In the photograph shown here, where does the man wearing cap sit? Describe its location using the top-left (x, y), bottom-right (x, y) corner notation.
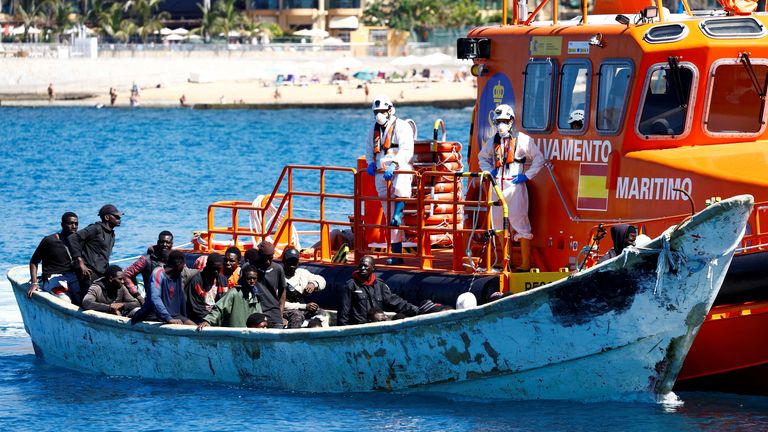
top-left (338, 255), bottom-right (419, 326)
top-left (281, 246), bottom-right (327, 328)
top-left (243, 241), bottom-right (287, 329)
top-left (67, 204), bottom-right (123, 304)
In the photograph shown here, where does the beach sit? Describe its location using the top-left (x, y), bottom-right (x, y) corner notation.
top-left (0, 53), bottom-right (476, 108)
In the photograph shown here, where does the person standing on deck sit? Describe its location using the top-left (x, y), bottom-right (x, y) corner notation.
top-left (478, 104), bottom-right (544, 271)
top-left (244, 242), bottom-right (286, 329)
top-left (27, 212), bottom-right (80, 302)
top-left (67, 204), bottom-right (122, 304)
top-left (122, 230), bottom-right (174, 305)
top-left (365, 95), bottom-right (415, 265)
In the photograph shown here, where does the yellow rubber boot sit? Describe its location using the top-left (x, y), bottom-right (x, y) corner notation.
top-left (516, 238), bottom-right (531, 272)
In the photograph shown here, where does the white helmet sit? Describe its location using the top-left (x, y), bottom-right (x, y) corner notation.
top-left (493, 104), bottom-right (515, 123)
top-left (568, 109), bottom-right (585, 124)
top-left (372, 95), bottom-right (395, 114)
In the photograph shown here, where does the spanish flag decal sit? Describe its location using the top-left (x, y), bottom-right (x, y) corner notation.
top-left (577, 163), bottom-right (609, 211)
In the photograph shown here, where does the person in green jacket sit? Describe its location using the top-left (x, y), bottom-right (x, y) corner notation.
top-left (196, 266), bottom-right (263, 331)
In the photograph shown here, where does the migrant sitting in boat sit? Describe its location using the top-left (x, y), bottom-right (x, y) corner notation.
top-left (243, 242), bottom-right (286, 329)
top-left (131, 250), bottom-right (196, 325)
top-left (598, 224), bottom-right (637, 263)
top-left (81, 264), bottom-right (141, 317)
top-left (185, 252), bottom-right (229, 324)
top-left (246, 312), bottom-right (269, 328)
top-left (222, 246), bottom-right (242, 288)
top-left (122, 230), bottom-right (174, 305)
top-left (196, 265), bottom-right (263, 331)
top-left (281, 246), bottom-right (328, 328)
top-left (68, 204), bottom-right (123, 304)
top-left (28, 211), bottom-right (80, 303)
top-left (337, 256), bottom-right (420, 326)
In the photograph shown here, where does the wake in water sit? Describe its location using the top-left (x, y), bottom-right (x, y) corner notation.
top-left (0, 280), bottom-right (26, 339)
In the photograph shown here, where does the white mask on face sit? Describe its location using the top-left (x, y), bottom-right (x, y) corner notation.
top-left (497, 122), bottom-right (511, 137)
top-left (375, 112), bottom-right (389, 126)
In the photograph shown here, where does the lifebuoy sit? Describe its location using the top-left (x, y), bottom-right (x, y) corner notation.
top-left (424, 203), bottom-right (463, 215)
top-left (413, 141), bottom-right (462, 154)
top-left (412, 152), bottom-right (462, 164)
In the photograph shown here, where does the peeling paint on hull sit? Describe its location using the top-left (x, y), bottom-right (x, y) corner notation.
top-left (7, 196), bottom-right (754, 402)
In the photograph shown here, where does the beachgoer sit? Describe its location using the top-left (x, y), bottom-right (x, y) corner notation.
top-left (109, 87), bottom-right (117, 106)
top-left (337, 84), bottom-right (343, 95)
top-left (273, 87), bottom-right (281, 101)
top-left (122, 230), bottom-right (174, 304)
top-left (131, 81), bottom-right (139, 97)
top-left (28, 212), bottom-right (80, 302)
top-left (568, 109), bottom-right (584, 130)
top-left (222, 246), bottom-right (241, 288)
top-left (179, 94), bottom-right (187, 107)
top-left (365, 95), bottom-right (415, 265)
top-left (478, 104), bottom-right (544, 271)
top-left (364, 83), bottom-right (370, 101)
top-left (244, 242), bottom-right (286, 329)
top-left (185, 252), bottom-right (229, 324)
top-left (81, 264), bottom-right (141, 317)
top-left (196, 266), bottom-right (263, 330)
top-left (598, 224), bottom-right (638, 263)
top-left (281, 246), bottom-right (327, 328)
top-left (131, 250), bottom-right (195, 325)
top-left (337, 256), bottom-right (419, 326)
top-left (68, 204), bottom-right (122, 304)
top-left (47, 83), bottom-right (55, 102)
top-left (246, 312), bottom-right (269, 328)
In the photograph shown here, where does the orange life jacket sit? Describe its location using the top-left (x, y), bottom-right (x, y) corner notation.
top-left (373, 123), bottom-right (396, 156)
top-left (493, 134), bottom-right (525, 168)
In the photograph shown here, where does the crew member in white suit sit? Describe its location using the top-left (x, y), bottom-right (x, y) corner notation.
top-left (478, 104), bottom-right (544, 271)
top-left (365, 95), bottom-right (414, 265)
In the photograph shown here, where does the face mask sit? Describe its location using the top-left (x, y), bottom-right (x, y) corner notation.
top-left (375, 112), bottom-right (389, 126)
top-left (497, 122), bottom-right (511, 136)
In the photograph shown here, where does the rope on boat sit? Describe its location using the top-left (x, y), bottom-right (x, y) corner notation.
top-left (652, 232), bottom-right (686, 296)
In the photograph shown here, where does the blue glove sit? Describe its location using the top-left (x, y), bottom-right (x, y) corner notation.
top-left (366, 162), bottom-right (376, 176)
top-left (512, 174), bottom-right (529, 184)
top-left (490, 168), bottom-right (498, 178)
top-left (383, 164), bottom-right (396, 181)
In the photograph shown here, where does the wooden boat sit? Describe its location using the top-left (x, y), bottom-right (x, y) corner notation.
top-left (7, 195), bottom-right (753, 401)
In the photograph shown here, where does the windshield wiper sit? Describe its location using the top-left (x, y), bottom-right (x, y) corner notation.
top-left (739, 52), bottom-right (767, 100)
top-left (667, 56), bottom-right (688, 109)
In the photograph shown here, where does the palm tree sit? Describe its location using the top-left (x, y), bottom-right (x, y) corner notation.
top-left (211, 0), bottom-right (242, 42)
top-left (42, 0), bottom-right (76, 43)
top-left (16, 0), bottom-right (45, 42)
top-left (99, 2), bottom-right (135, 43)
top-left (124, 0), bottom-right (169, 43)
top-left (194, 1), bottom-right (216, 43)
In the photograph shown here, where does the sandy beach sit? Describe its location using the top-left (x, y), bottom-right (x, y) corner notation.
top-left (0, 53), bottom-right (476, 108)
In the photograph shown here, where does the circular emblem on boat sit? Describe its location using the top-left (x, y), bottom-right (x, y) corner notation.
top-left (477, 73), bottom-right (515, 152)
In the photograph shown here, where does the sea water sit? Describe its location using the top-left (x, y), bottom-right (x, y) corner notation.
top-left (1, 107), bottom-right (767, 431)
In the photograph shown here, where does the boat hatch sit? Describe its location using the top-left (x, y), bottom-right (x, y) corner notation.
top-left (636, 61), bottom-right (698, 140)
top-left (643, 24), bottom-right (689, 44)
top-left (700, 17), bottom-right (766, 39)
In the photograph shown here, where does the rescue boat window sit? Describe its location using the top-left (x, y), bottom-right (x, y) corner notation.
top-left (557, 61), bottom-right (591, 133)
top-left (597, 62), bottom-right (633, 134)
top-left (522, 60), bottom-right (556, 132)
top-left (700, 17), bottom-right (766, 39)
top-left (638, 64), bottom-right (694, 137)
top-left (705, 62), bottom-right (768, 134)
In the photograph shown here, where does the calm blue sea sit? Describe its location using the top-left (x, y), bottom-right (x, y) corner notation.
top-left (1, 107), bottom-right (767, 431)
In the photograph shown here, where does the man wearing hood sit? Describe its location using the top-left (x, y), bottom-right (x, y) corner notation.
top-left (598, 224), bottom-right (638, 263)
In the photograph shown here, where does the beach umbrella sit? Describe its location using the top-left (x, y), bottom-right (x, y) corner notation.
top-left (186, 34), bottom-right (203, 41)
top-left (422, 52), bottom-right (455, 66)
top-left (172, 28), bottom-right (189, 36)
top-left (164, 33), bottom-right (185, 41)
top-left (12, 26), bottom-right (42, 35)
top-left (322, 36), bottom-right (344, 45)
top-left (353, 71), bottom-right (375, 81)
top-left (390, 55), bottom-right (421, 66)
top-left (160, 27), bottom-right (173, 35)
top-left (227, 30), bottom-right (241, 38)
top-left (293, 28), bottom-right (329, 38)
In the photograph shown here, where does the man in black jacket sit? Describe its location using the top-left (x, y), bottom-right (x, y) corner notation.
top-left (244, 242), bottom-right (286, 329)
top-left (338, 255), bottom-right (419, 326)
top-left (68, 204), bottom-right (122, 303)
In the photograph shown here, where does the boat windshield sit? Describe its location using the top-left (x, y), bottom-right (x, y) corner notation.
top-left (638, 63), bottom-right (694, 137)
top-left (706, 60), bottom-right (768, 135)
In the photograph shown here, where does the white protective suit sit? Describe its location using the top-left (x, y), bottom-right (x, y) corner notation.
top-left (365, 116), bottom-right (415, 242)
top-left (478, 131), bottom-right (544, 241)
